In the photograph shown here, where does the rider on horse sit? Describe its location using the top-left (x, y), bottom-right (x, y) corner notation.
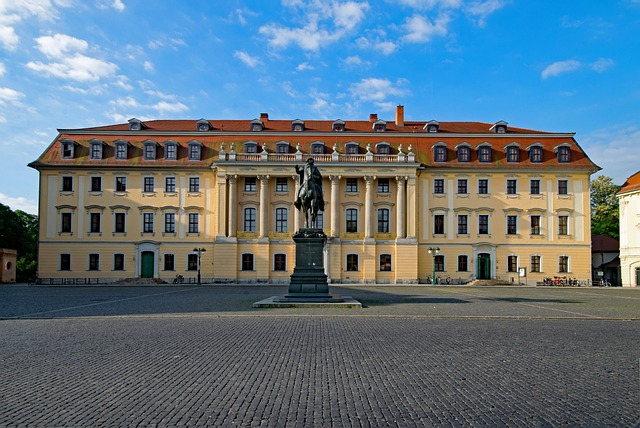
top-left (294, 158), bottom-right (325, 224)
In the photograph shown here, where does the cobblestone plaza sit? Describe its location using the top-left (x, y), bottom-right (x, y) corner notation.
top-left (1, 285), bottom-right (638, 426)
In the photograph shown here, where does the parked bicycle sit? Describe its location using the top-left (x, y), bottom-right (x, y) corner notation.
top-left (173, 274), bottom-right (184, 284)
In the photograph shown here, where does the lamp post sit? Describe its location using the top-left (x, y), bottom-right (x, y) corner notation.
top-left (193, 248), bottom-right (206, 285)
top-left (428, 247), bottom-right (440, 285)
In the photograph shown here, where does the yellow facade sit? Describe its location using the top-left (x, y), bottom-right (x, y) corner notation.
top-left (30, 109), bottom-right (599, 285)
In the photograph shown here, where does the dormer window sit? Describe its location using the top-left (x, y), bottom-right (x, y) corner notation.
top-left (528, 144), bottom-right (543, 163)
top-left (60, 139), bottom-right (75, 159)
top-left (250, 119), bottom-right (263, 132)
top-left (128, 118), bottom-right (142, 131)
top-left (333, 120), bottom-right (345, 132)
top-left (188, 140), bottom-right (202, 161)
top-left (491, 120), bottom-right (508, 134)
top-left (244, 141), bottom-right (259, 154)
top-left (556, 145), bottom-right (571, 163)
top-left (345, 142), bottom-right (359, 155)
top-left (196, 119), bottom-right (210, 132)
top-left (373, 120), bottom-right (386, 132)
top-left (143, 140), bottom-right (157, 160)
top-left (89, 139), bottom-right (104, 160)
top-left (478, 145), bottom-right (492, 163)
top-left (424, 120), bottom-right (440, 133)
top-left (164, 140), bottom-right (178, 160)
top-left (292, 119), bottom-right (304, 132)
top-left (276, 141), bottom-right (290, 154)
top-left (376, 143), bottom-right (390, 155)
top-left (114, 139), bottom-right (129, 160)
top-left (433, 144), bottom-right (447, 162)
top-left (456, 144), bottom-right (470, 162)
top-left (505, 145), bottom-right (520, 163)
top-left (311, 142), bottom-right (325, 154)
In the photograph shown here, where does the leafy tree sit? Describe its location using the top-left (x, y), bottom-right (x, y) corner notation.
top-left (0, 203), bottom-right (38, 281)
top-left (590, 175), bottom-right (620, 239)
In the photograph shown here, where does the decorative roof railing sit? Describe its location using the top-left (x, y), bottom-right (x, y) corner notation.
top-left (218, 144), bottom-right (416, 163)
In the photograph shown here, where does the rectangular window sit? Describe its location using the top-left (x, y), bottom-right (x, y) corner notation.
top-left (434, 178), bottom-right (445, 194)
top-left (478, 179), bottom-right (488, 194)
top-left (478, 214), bottom-right (489, 235)
top-left (379, 254), bottom-right (391, 272)
top-left (315, 211), bottom-right (324, 230)
top-left (506, 146), bottom-right (519, 162)
top-left (276, 177), bottom-right (288, 192)
top-left (531, 216), bottom-right (541, 235)
top-left (458, 255), bottom-right (468, 272)
top-left (558, 146), bottom-right (570, 163)
top-left (506, 179), bottom-right (517, 195)
top-left (530, 179), bottom-right (540, 195)
top-left (276, 144), bottom-right (289, 153)
top-left (559, 256), bottom-right (569, 273)
top-left (115, 213), bottom-right (126, 233)
top-left (91, 176), bottom-right (102, 192)
top-left (434, 146), bottom-right (446, 162)
top-left (115, 176), bottom-right (127, 192)
top-left (507, 215), bottom-right (517, 235)
top-left (62, 176), bottom-right (73, 192)
top-left (188, 213), bottom-right (199, 234)
top-left (377, 178), bottom-right (390, 193)
top-left (188, 143), bottom-right (200, 160)
top-left (346, 208), bottom-right (358, 233)
top-left (114, 253), bottom-right (124, 271)
top-left (274, 254), bottom-right (287, 271)
top-left (187, 254), bottom-right (198, 271)
top-left (143, 177), bottom-right (155, 193)
top-left (189, 177), bottom-right (200, 193)
top-left (558, 215), bottom-right (568, 235)
top-left (62, 142), bottom-right (73, 159)
top-left (346, 254), bottom-right (359, 271)
top-left (244, 208), bottom-right (256, 232)
top-left (144, 143), bottom-right (155, 160)
top-left (61, 213), bottom-right (72, 233)
top-left (558, 180), bottom-right (568, 195)
top-left (115, 143), bottom-right (127, 160)
top-left (457, 147), bottom-right (470, 162)
top-left (89, 213), bottom-right (101, 233)
top-left (457, 215), bottom-right (468, 235)
top-left (143, 213), bottom-right (154, 233)
top-left (346, 178), bottom-right (358, 192)
top-left (275, 208), bottom-right (288, 233)
top-left (434, 214), bottom-right (445, 235)
top-left (244, 177), bottom-right (257, 192)
top-left (478, 146), bottom-right (491, 163)
top-left (165, 144), bottom-right (177, 160)
top-left (530, 146), bottom-right (542, 163)
top-left (531, 255), bottom-right (541, 273)
top-left (165, 213), bottom-right (175, 233)
top-left (165, 177), bottom-right (176, 193)
top-left (164, 254), bottom-right (175, 271)
top-left (507, 255), bottom-right (518, 272)
top-left (346, 144), bottom-right (358, 154)
top-left (89, 253), bottom-right (100, 271)
top-left (312, 144), bottom-right (325, 154)
top-left (434, 255), bottom-right (445, 272)
top-left (457, 179), bottom-right (468, 194)
top-left (241, 253), bottom-right (254, 271)
top-left (90, 143), bottom-right (102, 160)
top-left (377, 209), bottom-right (389, 233)
top-left (60, 254), bottom-right (71, 271)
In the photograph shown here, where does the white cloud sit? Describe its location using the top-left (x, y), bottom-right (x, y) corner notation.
top-left (297, 62), bottom-right (314, 71)
top-left (376, 41), bottom-right (398, 55)
top-left (0, 87), bottom-right (25, 104)
top-left (582, 125), bottom-right (640, 185)
top-left (402, 13), bottom-right (450, 43)
top-left (332, 1), bottom-right (369, 30)
top-left (143, 61), bottom-right (154, 72)
top-left (541, 60), bottom-right (582, 79)
top-left (0, 25), bottom-right (19, 51)
top-left (0, 62), bottom-right (6, 76)
top-left (349, 77), bottom-right (408, 103)
top-left (112, 0), bottom-right (125, 12)
top-left (0, 192), bottom-right (37, 214)
top-left (343, 55), bottom-right (364, 67)
top-left (0, 0), bottom-right (69, 51)
top-left (234, 50), bottom-right (260, 68)
top-left (33, 34), bottom-right (88, 58)
top-left (591, 58), bottom-right (614, 73)
top-left (465, 0), bottom-right (506, 27)
top-left (153, 101), bottom-right (188, 115)
top-left (393, 0), bottom-right (462, 8)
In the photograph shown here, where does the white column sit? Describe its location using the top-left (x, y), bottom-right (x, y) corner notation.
top-left (216, 174), bottom-right (227, 238)
top-left (407, 176), bottom-right (417, 239)
top-left (292, 175), bottom-right (302, 231)
top-left (259, 175), bottom-right (269, 238)
top-left (227, 175), bottom-right (237, 238)
top-left (364, 176), bottom-right (373, 239)
top-left (330, 175), bottom-right (340, 237)
top-left (396, 176), bottom-right (406, 239)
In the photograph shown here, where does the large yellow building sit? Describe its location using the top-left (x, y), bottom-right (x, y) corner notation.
top-left (29, 106), bottom-right (600, 285)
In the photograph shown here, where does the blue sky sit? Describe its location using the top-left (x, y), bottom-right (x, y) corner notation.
top-left (1, 0), bottom-right (639, 214)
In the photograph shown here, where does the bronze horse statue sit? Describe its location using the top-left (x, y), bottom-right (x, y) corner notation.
top-left (295, 158), bottom-right (325, 229)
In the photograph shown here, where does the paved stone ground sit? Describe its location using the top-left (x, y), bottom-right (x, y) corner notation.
top-left (0, 285), bottom-right (638, 427)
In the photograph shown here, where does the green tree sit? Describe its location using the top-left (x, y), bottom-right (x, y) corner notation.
top-left (0, 204), bottom-right (38, 281)
top-left (590, 175), bottom-right (620, 239)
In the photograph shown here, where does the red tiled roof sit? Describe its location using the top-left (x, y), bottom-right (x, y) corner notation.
top-left (617, 170), bottom-right (640, 196)
top-left (592, 235), bottom-right (619, 252)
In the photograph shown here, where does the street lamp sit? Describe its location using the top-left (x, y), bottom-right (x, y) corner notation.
top-left (428, 247), bottom-right (440, 285)
top-left (193, 248), bottom-right (206, 285)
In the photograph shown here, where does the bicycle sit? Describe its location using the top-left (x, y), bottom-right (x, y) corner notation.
top-left (173, 274), bottom-right (184, 284)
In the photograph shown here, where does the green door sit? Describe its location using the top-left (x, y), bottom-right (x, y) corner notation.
top-left (141, 251), bottom-right (154, 278)
top-left (477, 253), bottom-right (491, 280)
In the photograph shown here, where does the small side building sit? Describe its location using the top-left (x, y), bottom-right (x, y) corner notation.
top-left (0, 248), bottom-right (17, 283)
top-left (591, 235), bottom-right (620, 286)
top-left (617, 171), bottom-right (640, 287)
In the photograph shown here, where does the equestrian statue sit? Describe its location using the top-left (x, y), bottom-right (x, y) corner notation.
top-left (294, 158), bottom-right (325, 229)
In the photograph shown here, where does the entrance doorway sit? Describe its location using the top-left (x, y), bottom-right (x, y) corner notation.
top-left (141, 251), bottom-right (154, 278)
top-left (477, 253), bottom-right (491, 280)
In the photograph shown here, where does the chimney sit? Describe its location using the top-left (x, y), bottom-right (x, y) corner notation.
top-left (395, 105), bottom-right (404, 126)
top-left (260, 112), bottom-right (269, 122)
top-left (369, 113), bottom-right (378, 123)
